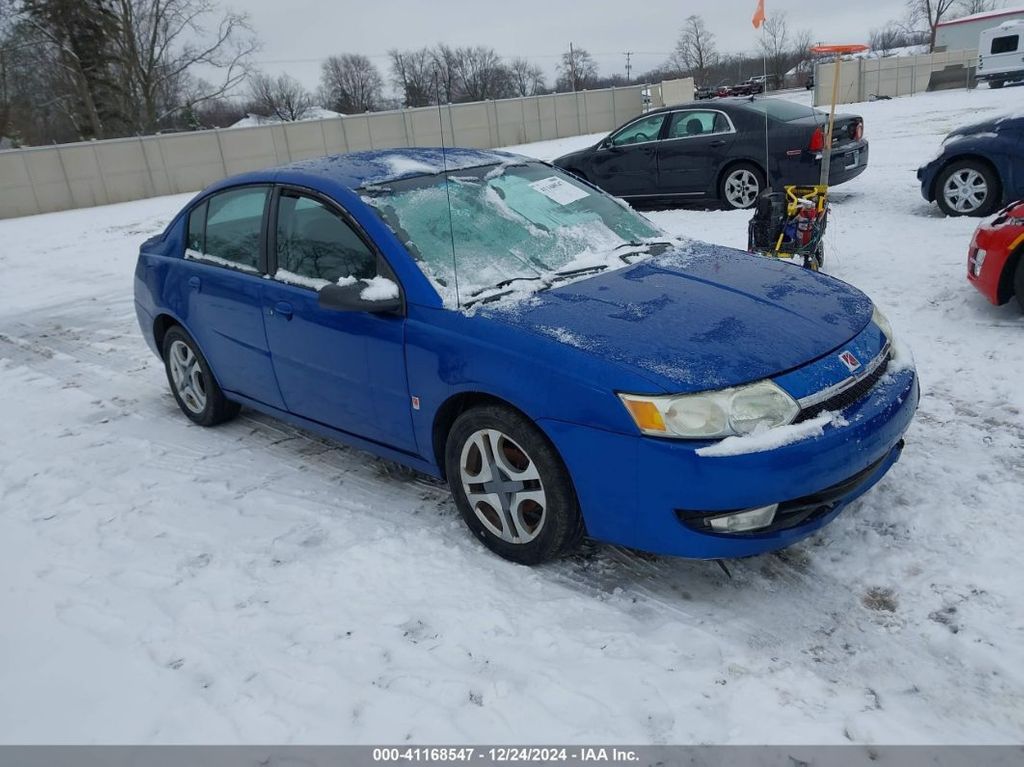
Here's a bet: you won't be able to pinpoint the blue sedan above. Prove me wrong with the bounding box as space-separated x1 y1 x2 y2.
134 148 918 564
918 113 1024 217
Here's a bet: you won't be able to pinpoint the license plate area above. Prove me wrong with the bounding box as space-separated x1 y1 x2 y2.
845 150 860 170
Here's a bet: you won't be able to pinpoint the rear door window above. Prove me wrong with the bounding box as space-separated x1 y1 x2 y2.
188 186 269 272
992 35 1019 54
666 110 732 139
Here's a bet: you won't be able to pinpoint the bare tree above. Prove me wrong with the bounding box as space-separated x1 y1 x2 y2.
757 12 791 89
320 53 383 113
870 23 904 56
906 0 961 51
388 47 434 107
957 0 1004 14
111 0 258 133
557 44 598 92
20 0 124 139
247 72 312 121
507 57 545 96
670 15 718 86
452 46 514 101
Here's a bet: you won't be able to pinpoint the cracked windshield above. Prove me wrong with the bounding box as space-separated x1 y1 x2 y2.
362 162 665 306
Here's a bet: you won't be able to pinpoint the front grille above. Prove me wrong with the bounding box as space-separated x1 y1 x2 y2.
795 351 891 423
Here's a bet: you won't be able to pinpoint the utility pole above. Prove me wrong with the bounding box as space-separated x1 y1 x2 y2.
624 51 633 83
569 42 577 91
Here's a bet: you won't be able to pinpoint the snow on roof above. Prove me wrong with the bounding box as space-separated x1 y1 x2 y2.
936 6 1024 27
228 107 345 129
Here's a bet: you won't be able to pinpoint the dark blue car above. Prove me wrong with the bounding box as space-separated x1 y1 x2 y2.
134 148 918 564
918 113 1024 217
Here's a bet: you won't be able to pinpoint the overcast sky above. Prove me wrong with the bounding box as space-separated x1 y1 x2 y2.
240 0 904 93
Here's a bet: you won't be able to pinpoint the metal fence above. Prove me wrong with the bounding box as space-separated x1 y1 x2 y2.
0 79 694 220
813 49 979 106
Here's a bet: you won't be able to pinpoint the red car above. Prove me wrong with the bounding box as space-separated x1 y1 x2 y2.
968 200 1024 310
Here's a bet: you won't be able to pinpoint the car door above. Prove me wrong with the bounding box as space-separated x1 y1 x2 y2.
588 113 667 197
179 184 286 410
260 187 416 452
657 110 737 196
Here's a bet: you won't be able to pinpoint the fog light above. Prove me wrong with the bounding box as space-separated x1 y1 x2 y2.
707 504 778 533
972 248 987 277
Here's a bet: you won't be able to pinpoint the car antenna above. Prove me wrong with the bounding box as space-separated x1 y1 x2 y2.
760 39 771 191
433 69 461 306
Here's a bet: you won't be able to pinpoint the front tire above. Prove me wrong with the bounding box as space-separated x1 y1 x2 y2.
990 79 1005 89
162 326 240 426
936 160 1000 217
445 405 584 565
720 163 765 210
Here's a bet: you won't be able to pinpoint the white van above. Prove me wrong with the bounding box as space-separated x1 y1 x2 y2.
978 20 1024 88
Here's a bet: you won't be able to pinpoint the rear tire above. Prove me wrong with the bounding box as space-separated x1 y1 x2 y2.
720 163 766 210
935 160 1000 218
990 79 1005 89
162 326 240 427
445 404 584 565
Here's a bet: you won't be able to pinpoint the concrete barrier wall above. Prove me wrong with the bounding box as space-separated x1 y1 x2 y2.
814 49 979 106
0 79 691 219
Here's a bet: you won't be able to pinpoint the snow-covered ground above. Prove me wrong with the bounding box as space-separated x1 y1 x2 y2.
1 87 1022 745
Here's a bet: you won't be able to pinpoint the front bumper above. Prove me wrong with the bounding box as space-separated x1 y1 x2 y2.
967 207 1024 304
540 366 918 559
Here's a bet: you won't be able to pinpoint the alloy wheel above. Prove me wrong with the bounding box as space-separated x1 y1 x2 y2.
725 169 760 209
168 339 207 414
459 428 547 544
942 168 988 214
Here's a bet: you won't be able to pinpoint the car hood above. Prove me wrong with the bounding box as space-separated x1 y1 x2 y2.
552 145 597 167
479 245 874 393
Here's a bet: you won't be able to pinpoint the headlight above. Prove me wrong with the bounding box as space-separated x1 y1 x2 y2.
872 305 894 342
620 380 800 439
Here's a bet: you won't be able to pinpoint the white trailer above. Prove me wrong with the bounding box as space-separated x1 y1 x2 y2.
935 7 1024 52
977 20 1024 88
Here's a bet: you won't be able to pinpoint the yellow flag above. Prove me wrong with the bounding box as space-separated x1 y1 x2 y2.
752 0 766 29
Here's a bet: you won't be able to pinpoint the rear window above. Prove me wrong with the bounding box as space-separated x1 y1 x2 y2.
992 35 1019 54
743 99 824 122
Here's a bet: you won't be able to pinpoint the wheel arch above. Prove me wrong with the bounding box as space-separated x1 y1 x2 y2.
997 238 1024 305
152 313 180 357
152 314 230 392
930 153 1004 203
716 158 767 199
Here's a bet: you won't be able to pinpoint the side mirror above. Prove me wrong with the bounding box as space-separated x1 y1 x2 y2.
318 280 402 314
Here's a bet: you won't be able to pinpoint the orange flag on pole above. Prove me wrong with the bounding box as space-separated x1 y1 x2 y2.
752 0 766 29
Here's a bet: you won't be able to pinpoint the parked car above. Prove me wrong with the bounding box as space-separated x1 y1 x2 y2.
134 148 917 565
695 85 715 100
716 84 734 98
967 199 1024 310
553 98 868 210
977 20 1024 89
918 113 1024 217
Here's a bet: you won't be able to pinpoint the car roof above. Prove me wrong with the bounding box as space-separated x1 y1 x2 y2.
645 98 755 116
277 147 522 189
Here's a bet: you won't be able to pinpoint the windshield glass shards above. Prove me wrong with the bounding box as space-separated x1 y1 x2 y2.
361 162 665 308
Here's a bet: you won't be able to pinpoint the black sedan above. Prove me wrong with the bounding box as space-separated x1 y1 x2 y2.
553 98 868 210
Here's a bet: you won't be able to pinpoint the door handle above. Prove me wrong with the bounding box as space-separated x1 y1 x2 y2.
271 301 293 320
709 140 726 148
188 276 201 291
